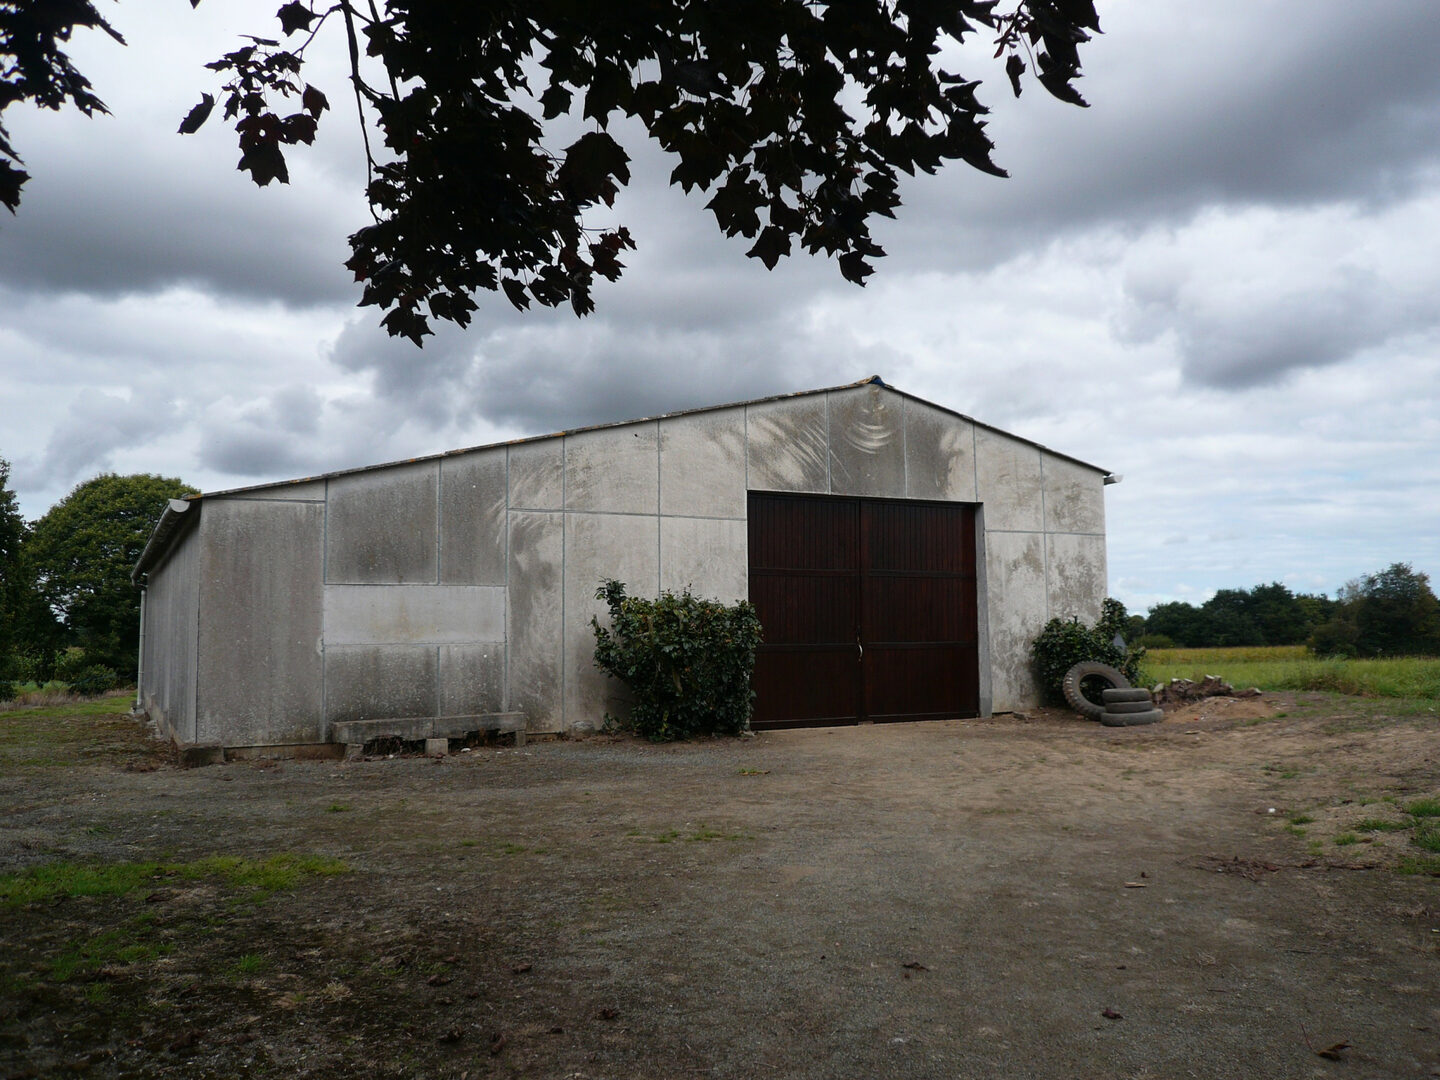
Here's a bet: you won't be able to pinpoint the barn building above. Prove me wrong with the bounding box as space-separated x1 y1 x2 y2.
132 378 1114 754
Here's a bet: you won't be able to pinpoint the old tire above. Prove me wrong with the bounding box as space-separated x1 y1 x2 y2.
1101 707 1164 727
1102 687 1151 704
1104 700 1156 715
1062 662 1130 721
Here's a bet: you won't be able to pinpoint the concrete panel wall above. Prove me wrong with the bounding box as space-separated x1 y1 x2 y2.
323 585 505 645
440 450 507 585
509 439 564 510
564 512 660 730
659 408 747 518
326 461 438 584
746 395 828 493
1043 456 1106 536
983 531 1048 712
565 423 659 514
324 644 437 724
975 428 1044 533
1047 533 1107 625
140 523 200 743
195 498 324 745
906 400 977 502
507 511 564 731
828 384 906 498
440 643 505 715
660 516 748 602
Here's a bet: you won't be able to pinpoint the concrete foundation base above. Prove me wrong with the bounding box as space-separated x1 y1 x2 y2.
424 737 449 756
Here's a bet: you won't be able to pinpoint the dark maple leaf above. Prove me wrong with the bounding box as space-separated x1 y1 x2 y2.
177 94 215 135
276 2 315 37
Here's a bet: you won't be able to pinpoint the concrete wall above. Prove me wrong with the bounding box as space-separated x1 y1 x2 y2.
139 520 200 743
147 382 1107 745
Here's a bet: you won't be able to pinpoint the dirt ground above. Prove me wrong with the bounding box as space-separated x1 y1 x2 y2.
2 692 1439 1080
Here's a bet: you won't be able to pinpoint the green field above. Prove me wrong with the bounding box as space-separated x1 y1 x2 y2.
1145 646 1440 699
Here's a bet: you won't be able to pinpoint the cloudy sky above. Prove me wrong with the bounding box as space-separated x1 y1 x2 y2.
2 1 1437 615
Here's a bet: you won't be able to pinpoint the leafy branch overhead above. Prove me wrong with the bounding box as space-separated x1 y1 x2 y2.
2 1 1099 345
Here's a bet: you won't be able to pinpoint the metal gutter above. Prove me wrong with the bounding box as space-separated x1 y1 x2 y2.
131 498 199 585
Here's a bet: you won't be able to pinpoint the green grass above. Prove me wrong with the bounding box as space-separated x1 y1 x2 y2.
51 924 169 983
0 853 349 907
1334 833 1360 847
1407 798 1440 819
1145 647 1440 699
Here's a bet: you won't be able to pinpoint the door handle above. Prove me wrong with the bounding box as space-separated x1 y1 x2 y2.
857 635 863 661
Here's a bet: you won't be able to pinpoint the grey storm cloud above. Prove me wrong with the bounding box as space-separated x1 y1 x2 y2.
37 389 180 488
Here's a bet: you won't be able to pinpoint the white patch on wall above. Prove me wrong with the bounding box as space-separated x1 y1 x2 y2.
323 585 506 644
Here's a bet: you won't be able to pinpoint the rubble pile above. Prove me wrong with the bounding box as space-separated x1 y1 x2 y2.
1152 675 1262 706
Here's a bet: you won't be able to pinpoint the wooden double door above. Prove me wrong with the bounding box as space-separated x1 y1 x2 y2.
747 492 980 730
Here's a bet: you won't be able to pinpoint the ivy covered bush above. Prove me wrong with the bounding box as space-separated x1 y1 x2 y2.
591 579 763 741
1031 598 1146 704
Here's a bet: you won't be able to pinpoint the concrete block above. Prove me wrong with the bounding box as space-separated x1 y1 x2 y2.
425 737 449 756
507 511 564 730
746 395 829 493
983 531 1048 712
195 499 324 746
439 643 505 716
1046 533 1106 625
905 399 977 502
1042 456 1107 535
564 512 660 730
323 585 506 644
324 644 438 726
440 450 507 585
509 438 564 510
659 408 747 518
828 384 906 498
326 461 438 584
660 516 748 602
975 429 1044 533
565 422 659 515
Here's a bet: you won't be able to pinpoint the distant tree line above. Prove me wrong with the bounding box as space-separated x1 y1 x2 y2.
1132 566 1440 658
0 459 196 695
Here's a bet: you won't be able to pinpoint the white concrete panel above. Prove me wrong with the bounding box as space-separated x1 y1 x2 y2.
984 531 1048 712
326 461 439 584
564 512 660 731
324 585 505 644
659 408 747 518
507 511 564 731
975 429 1044 533
746 396 829 493
324 645 437 724
196 499 324 745
660 517 749 602
439 643 505 715
509 438 564 510
565 423 659 514
1043 456 1107 535
440 450 507 585
828 385 906 497
905 400 977 503
1047 533 1107 625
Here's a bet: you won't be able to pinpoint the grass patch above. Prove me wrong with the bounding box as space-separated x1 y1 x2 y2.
1287 814 1315 826
1413 825 1440 854
232 952 271 976
1146 648 1440 699
0 853 349 907
1407 798 1440 819
0 695 163 769
1354 818 1409 833
1334 833 1360 847
1397 854 1440 876
325 803 352 813
51 924 169 983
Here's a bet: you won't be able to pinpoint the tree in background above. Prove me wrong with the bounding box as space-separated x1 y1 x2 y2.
5 1 1098 343
23 474 197 678
0 457 25 688
1310 563 1440 658
1141 582 1329 649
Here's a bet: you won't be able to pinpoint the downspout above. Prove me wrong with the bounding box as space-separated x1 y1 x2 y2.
133 580 146 715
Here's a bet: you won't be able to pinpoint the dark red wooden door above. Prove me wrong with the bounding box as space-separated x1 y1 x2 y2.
748 492 979 730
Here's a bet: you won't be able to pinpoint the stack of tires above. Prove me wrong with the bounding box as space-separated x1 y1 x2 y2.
1061 661 1163 727
1098 687 1163 727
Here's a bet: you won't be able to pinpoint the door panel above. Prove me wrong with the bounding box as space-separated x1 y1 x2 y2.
748 492 979 729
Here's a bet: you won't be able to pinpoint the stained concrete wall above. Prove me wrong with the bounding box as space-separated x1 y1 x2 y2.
195 496 325 745
142 381 1107 745
139 520 200 743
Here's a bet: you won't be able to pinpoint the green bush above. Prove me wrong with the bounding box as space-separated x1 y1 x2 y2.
591 579 762 741
53 647 91 686
68 665 119 697
1032 598 1146 705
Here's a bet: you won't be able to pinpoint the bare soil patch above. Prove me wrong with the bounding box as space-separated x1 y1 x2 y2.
2 693 1438 1079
